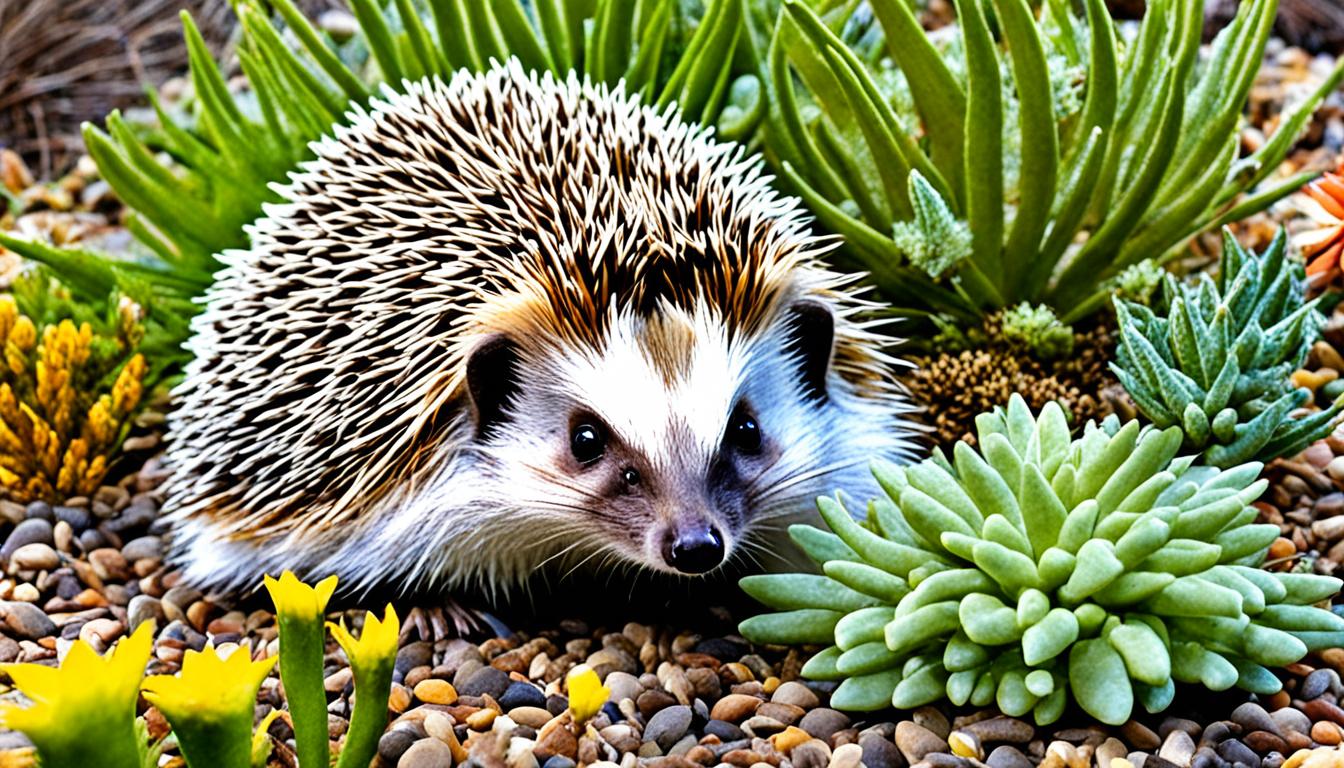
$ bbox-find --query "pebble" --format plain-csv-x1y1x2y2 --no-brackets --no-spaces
645,705,693,752
799,708,850,741
829,742,863,768
379,729,419,763
459,666,510,699
793,740,831,768
605,671,642,703
397,737,455,767
772,681,819,710
1232,703,1281,736
510,707,552,729
1314,722,1344,746
1159,731,1195,767
963,718,1035,745
10,542,59,570
3,601,55,638
499,681,547,710
705,720,747,742
859,732,906,768
1217,738,1259,766
1271,708,1311,736
896,721,949,763
986,746,1033,768
1,519,53,561
413,679,458,705
711,694,761,722
1122,722,1163,751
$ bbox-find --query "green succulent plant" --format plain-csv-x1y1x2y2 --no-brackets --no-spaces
1112,228,1344,468
738,395,1344,725
5,0,762,362
758,0,1344,329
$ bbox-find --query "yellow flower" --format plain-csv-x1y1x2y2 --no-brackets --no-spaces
0,622,153,768
329,605,400,768
142,644,278,721
328,604,399,673
565,664,610,723
264,572,338,768
263,571,338,619
142,644,278,768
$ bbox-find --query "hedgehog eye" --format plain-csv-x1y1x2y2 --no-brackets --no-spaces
622,467,641,486
571,423,606,465
726,404,762,455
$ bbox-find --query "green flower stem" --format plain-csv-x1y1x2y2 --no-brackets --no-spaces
169,711,253,768
276,610,330,768
335,652,394,768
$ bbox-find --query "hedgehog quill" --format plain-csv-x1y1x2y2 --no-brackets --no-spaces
165,62,919,596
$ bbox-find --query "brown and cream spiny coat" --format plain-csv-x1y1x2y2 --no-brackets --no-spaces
165,61,919,596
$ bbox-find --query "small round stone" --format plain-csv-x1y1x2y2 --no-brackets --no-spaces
3,601,55,639
829,742,864,768
498,681,547,710
458,666,510,699
397,737,454,767
643,705,692,751
895,721,949,764
799,708,851,741
413,679,458,705
710,693,760,722
1311,721,1343,746
771,681,820,709
378,729,418,763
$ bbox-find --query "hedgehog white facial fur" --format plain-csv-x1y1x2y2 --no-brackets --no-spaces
163,60,920,597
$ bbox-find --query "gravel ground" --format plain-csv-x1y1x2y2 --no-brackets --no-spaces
0,451,1342,768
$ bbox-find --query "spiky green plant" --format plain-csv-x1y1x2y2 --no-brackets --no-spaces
738,395,1344,725
5,0,761,353
1113,228,1344,468
759,0,1344,328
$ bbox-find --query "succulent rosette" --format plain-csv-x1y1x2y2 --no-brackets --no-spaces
739,396,1344,725
1112,229,1342,468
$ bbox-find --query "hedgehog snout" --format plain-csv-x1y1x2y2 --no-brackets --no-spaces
660,522,725,574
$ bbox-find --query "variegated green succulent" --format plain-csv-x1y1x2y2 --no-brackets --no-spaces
1113,228,1343,468
738,395,1344,725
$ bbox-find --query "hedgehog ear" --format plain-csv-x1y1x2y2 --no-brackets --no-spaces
782,300,835,403
466,334,521,439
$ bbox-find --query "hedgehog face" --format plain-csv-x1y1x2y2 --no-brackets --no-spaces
466,296,858,577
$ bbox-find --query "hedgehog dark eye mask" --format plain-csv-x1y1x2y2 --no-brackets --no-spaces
161,61,919,598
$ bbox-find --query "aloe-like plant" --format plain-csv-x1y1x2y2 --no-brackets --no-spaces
738,396,1344,725
1113,228,1343,468
760,0,1344,327
6,0,761,356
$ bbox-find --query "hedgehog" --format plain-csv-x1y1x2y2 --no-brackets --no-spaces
163,60,920,597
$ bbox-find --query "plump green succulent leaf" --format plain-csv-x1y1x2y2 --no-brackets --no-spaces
740,396,1344,724
1115,229,1341,467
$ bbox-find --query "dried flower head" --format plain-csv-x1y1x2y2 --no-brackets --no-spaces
0,295,147,501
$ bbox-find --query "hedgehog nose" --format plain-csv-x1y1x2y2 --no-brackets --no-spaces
664,526,724,574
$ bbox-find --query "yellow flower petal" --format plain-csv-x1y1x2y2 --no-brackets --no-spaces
263,571,339,619
565,664,610,723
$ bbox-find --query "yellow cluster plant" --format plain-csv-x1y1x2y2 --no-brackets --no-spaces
0,295,146,501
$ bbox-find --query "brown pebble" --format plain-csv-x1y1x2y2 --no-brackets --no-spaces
535,716,578,760
1121,722,1162,751
710,694,762,722
896,721,949,763
964,717,1035,744
1311,722,1343,746
413,679,458,706
1245,730,1288,754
